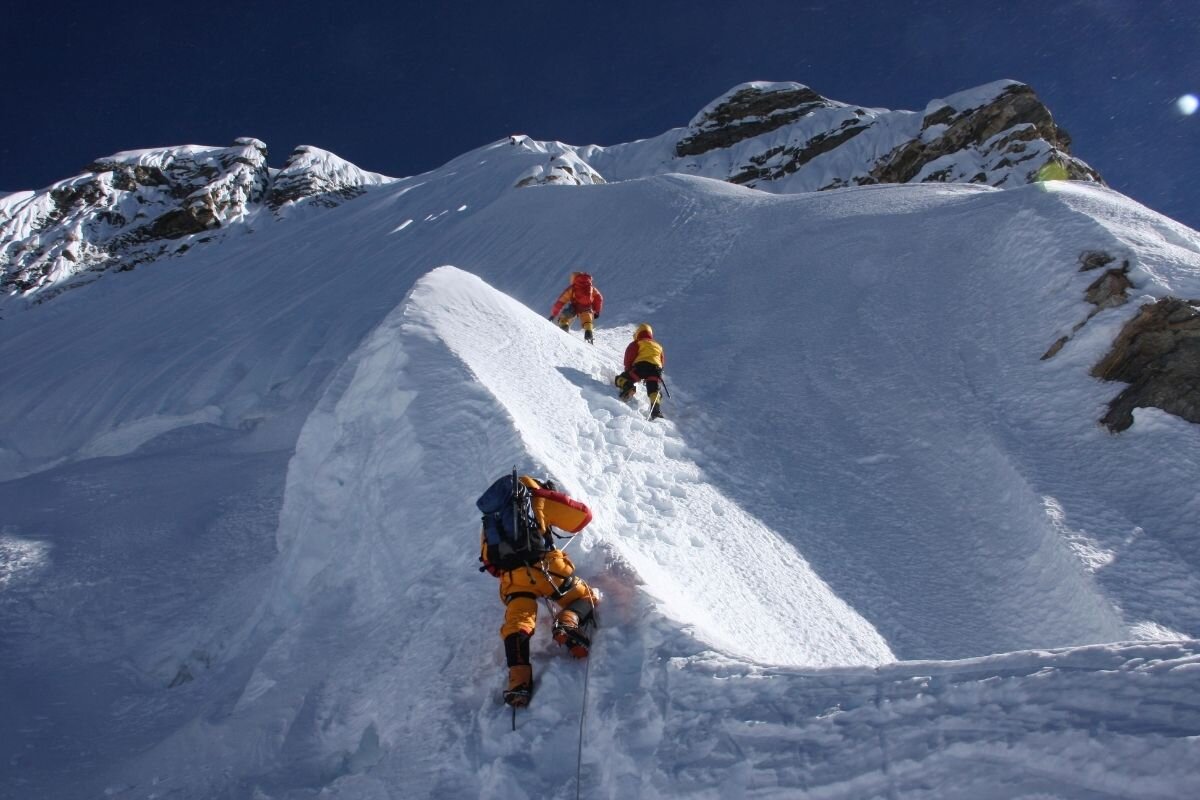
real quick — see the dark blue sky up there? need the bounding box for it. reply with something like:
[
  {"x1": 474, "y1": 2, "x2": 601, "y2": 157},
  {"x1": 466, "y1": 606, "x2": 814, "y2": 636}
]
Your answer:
[{"x1": 6, "y1": 1, "x2": 1198, "y2": 228}]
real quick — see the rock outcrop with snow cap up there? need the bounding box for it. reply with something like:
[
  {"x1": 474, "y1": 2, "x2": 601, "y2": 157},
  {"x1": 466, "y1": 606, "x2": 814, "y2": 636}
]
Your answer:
[
  {"x1": 0, "y1": 139, "x2": 395, "y2": 301},
  {"x1": 514, "y1": 148, "x2": 605, "y2": 188},
  {"x1": 674, "y1": 81, "x2": 839, "y2": 157},
  {"x1": 268, "y1": 145, "x2": 397, "y2": 210},
  {"x1": 1, "y1": 139, "x2": 270, "y2": 299},
  {"x1": 584, "y1": 79, "x2": 1101, "y2": 192},
  {"x1": 867, "y1": 81, "x2": 1101, "y2": 187}
]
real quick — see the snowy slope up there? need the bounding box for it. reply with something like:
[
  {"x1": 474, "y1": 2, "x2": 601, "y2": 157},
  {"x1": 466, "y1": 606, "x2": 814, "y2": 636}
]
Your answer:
[{"x1": 2, "y1": 136, "x2": 1200, "y2": 799}]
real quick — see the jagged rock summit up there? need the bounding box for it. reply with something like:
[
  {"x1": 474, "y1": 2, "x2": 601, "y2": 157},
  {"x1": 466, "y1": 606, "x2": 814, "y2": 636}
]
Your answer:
[
  {"x1": 583, "y1": 79, "x2": 1101, "y2": 191},
  {"x1": 1, "y1": 138, "x2": 269, "y2": 298},
  {"x1": 2, "y1": 78, "x2": 1100, "y2": 304},
  {"x1": 0, "y1": 139, "x2": 395, "y2": 300}
]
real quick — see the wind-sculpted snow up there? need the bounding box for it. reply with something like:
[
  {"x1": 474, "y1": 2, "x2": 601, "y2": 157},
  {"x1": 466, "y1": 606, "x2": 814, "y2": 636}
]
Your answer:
[
  {"x1": 218, "y1": 267, "x2": 890, "y2": 791},
  {"x1": 81, "y1": 265, "x2": 879, "y2": 796},
  {"x1": 610, "y1": 639, "x2": 1200, "y2": 799},
  {"x1": 410, "y1": 267, "x2": 893, "y2": 667}
]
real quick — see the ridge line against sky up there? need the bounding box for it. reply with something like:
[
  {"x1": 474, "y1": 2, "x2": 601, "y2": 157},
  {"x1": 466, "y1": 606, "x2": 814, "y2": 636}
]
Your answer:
[{"x1": 5, "y1": 0, "x2": 1198, "y2": 228}]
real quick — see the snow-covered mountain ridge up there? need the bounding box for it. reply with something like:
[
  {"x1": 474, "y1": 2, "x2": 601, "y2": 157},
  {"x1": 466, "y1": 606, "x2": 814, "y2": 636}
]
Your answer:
[
  {"x1": 583, "y1": 79, "x2": 1099, "y2": 191},
  {"x1": 2, "y1": 79, "x2": 1200, "y2": 799},
  {"x1": 0, "y1": 139, "x2": 395, "y2": 300},
  {"x1": 2, "y1": 79, "x2": 1094, "y2": 305}
]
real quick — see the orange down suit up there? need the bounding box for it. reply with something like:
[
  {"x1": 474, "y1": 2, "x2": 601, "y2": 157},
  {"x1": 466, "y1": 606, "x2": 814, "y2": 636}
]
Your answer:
[
  {"x1": 480, "y1": 476, "x2": 597, "y2": 640},
  {"x1": 498, "y1": 549, "x2": 594, "y2": 640}
]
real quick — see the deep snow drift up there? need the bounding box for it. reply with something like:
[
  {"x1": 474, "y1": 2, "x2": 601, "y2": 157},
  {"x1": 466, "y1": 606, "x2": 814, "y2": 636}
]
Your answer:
[{"x1": 2, "y1": 137, "x2": 1200, "y2": 799}]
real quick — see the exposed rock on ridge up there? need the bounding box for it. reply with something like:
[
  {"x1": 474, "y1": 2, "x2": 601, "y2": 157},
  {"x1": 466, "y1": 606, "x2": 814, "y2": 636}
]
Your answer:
[
  {"x1": 584, "y1": 79, "x2": 1103, "y2": 194},
  {"x1": 1, "y1": 139, "x2": 270, "y2": 300},
  {"x1": 1041, "y1": 252, "x2": 1133, "y2": 361},
  {"x1": 675, "y1": 83, "x2": 835, "y2": 157},
  {"x1": 3, "y1": 78, "x2": 1104, "y2": 307},
  {"x1": 1093, "y1": 298, "x2": 1200, "y2": 432},
  {"x1": 515, "y1": 150, "x2": 605, "y2": 188},
  {"x1": 867, "y1": 82, "x2": 1101, "y2": 186},
  {"x1": 1, "y1": 139, "x2": 394, "y2": 302},
  {"x1": 269, "y1": 146, "x2": 397, "y2": 210},
  {"x1": 1040, "y1": 250, "x2": 1200, "y2": 432}
]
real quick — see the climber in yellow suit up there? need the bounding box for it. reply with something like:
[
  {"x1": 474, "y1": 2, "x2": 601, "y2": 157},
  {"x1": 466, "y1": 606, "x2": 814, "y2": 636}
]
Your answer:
[
  {"x1": 477, "y1": 474, "x2": 599, "y2": 707},
  {"x1": 615, "y1": 323, "x2": 666, "y2": 420}
]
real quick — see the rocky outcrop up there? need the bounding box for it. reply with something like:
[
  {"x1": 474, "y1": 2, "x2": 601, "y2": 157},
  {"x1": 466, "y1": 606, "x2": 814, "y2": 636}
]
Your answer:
[
  {"x1": 584, "y1": 79, "x2": 1103, "y2": 195},
  {"x1": 2, "y1": 78, "x2": 1105, "y2": 306},
  {"x1": 514, "y1": 151, "x2": 605, "y2": 188},
  {"x1": 729, "y1": 118, "x2": 871, "y2": 185},
  {"x1": 1038, "y1": 252, "x2": 1199, "y2": 432},
  {"x1": 866, "y1": 82, "x2": 1101, "y2": 187},
  {"x1": 1, "y1": 139, "x2": 271, "y2": 300},
  {"x1": 1, "y1": 139, "x2": 395, "y2": 303},
  {"x1": 1084, "y1": 264, "x2": 1133, "y2": 309},
  {"x1": 1092, "y1": 298, "x2": 1200, "y2": 431},
  {"x1": 675, "y1": 84, "x2": 835, "y2": 157},
  {"x1": 267, "y1": 146, "x2": 397, "y2": 210},
  {"x1": 1041, "y1": 251, "x2": 1131, "y2": 360}
]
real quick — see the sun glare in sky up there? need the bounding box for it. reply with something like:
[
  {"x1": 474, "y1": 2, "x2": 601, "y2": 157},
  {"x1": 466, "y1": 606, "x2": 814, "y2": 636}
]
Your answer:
[{"x1": 1177, "y1": 94, "x2": 1199, "y2": 116}]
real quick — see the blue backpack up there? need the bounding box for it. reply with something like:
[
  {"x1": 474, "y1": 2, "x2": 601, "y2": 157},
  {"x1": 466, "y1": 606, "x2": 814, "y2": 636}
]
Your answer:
[{"x1": 477, "y1": 470, "x2": 548, "y2": 570}]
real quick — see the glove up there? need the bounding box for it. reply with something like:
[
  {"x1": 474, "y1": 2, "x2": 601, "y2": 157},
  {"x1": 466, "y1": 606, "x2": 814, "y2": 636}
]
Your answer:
[
  {"x1": 549, "y1": 314, "x2": 556, "y2": 321},
  {"x1": 593, "y1": 313, "x2": 600, "y2": 320}
]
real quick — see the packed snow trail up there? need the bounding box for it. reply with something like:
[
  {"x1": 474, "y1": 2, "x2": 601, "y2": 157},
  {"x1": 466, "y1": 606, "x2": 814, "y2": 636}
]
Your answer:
[{"x1": 411, "y1": 267, "x2": 894, "y2": 667}]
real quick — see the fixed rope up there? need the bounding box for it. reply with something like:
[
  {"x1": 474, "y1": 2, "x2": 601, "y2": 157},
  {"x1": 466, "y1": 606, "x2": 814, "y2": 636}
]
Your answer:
[
  {"x1": 538, "y1": 590, "x2": 592, "y2": 800},
  {"x1": 575, "y1": 639, "x2": 591, "y2": 800}
]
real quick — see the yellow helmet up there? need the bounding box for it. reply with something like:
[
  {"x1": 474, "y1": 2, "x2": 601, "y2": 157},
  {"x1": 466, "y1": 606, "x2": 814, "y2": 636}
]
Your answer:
[{"x1": 634, "y1": 323, "x2": 653, "y2": 340}]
